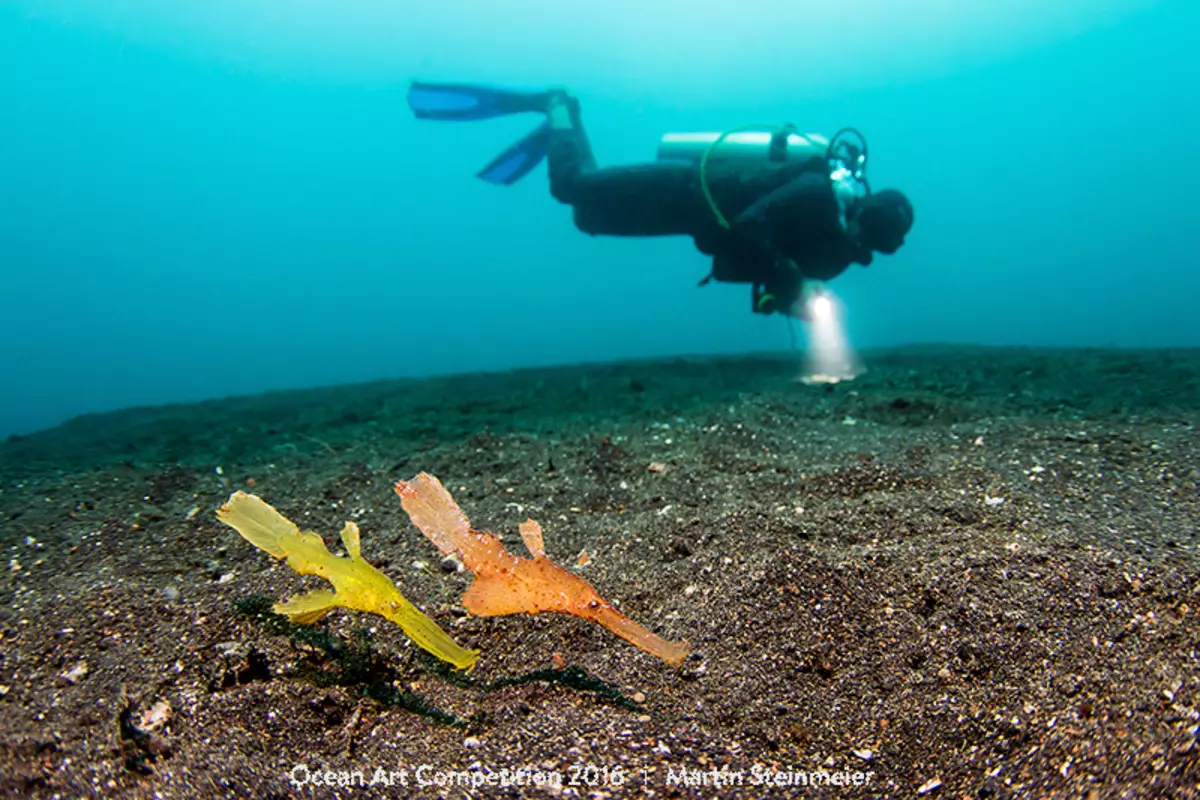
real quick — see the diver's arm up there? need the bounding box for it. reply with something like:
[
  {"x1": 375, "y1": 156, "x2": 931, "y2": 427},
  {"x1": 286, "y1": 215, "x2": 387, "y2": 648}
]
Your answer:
[
  {"x1": 724, "y1": 207, "x2": 788, "y2": 272},
  {"x1": 727, "y1": 171, "x2": 831, "y2": 270}
]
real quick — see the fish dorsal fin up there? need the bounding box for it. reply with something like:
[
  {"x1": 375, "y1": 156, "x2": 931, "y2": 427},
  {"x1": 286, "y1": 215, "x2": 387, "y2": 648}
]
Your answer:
[
  {"x1": 519, "y1": 519, "x2": 546, "y2": 559},
  {"x1": 340, "y1": 521, "x2": 362, "y2": 560}
]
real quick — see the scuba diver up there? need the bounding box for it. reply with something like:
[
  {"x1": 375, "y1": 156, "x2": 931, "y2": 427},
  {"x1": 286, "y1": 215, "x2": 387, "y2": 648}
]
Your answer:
[{"x1": 407, "y1": 82, "x2": 914, "y2": 320}]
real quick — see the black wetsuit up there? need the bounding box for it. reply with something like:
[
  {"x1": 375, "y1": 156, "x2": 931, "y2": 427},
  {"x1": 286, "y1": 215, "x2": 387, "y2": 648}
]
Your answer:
[{"x1": 546, "y1": 106, "x2": 875, "y2": 315}]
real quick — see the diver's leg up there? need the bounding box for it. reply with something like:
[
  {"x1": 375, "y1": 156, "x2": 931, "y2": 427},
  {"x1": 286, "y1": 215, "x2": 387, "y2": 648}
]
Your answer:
[
  {"x1": 544, "y1": 92, "x2": 700, "y2": 236},
  {"x1": 546, "y1": 92, "x2": 598, "y2": 204}
]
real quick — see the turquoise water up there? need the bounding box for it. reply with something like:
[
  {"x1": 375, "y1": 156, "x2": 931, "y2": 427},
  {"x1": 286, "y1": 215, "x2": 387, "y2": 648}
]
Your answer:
[{"x1": 1, "y1": 0, "x2": 1195, "y2": 438}]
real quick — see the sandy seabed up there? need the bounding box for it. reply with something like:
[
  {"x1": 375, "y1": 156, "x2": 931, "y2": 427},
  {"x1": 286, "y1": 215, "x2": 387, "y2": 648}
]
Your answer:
[{"x1": 0, "y1": 345, "x2": 1198, "y2": 799}]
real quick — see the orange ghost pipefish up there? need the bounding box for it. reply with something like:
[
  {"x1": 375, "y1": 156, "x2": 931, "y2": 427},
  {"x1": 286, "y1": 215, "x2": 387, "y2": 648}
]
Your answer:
[{"x1": 394, "y1": 472, "x2": 692, "y2": 666}]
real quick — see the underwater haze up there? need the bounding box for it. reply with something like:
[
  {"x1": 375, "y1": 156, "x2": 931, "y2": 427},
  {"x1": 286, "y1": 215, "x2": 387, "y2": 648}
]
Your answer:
[{"x1": 1, "y1": 0, "x2": 1196, "y2": 439}]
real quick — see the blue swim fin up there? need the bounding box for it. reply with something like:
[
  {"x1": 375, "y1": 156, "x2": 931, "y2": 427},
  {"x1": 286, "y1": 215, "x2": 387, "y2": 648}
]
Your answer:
[
  {"x1": 408, "y1": 81, "x2": 552, "y2": 121},
  {"x1": 475, "y1": 122, "x2": 552, "y2": 185}
]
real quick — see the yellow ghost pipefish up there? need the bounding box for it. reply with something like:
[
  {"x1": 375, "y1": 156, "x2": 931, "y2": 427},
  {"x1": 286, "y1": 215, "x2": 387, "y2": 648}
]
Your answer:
[{"x1": 216, "y1": 491, "x2": 479, "y2": 671}]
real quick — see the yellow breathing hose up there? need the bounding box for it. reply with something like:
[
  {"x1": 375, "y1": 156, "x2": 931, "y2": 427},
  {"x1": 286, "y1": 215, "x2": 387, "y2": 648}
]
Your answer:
[{"x1": 698, "y1": 123, "x2": 798, "y2": 229}]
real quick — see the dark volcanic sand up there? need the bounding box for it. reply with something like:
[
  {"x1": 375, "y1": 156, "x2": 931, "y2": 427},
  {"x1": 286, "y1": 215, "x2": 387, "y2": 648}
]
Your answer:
[{"x1": 1, "y1": 345, "x2": 1198, "y2": 799}]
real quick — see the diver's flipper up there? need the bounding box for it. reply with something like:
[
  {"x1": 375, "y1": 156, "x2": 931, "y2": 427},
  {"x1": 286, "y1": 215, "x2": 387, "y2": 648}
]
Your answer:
[
  {"x1": 475, "y1": 122, "x2": 552, "y2": 185},
  {"x1": 408, "y1": 81, "x2": 552, "y2": 121}
]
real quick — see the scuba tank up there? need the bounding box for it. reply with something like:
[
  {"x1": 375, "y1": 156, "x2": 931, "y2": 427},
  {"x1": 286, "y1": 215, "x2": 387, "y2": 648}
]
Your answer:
[
  {"x1": 663, "y1": 124, "x2": 872, "y2": 232},
  {"x1": 656, "y1": 130, "x2": 830, "y2": 164}
]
